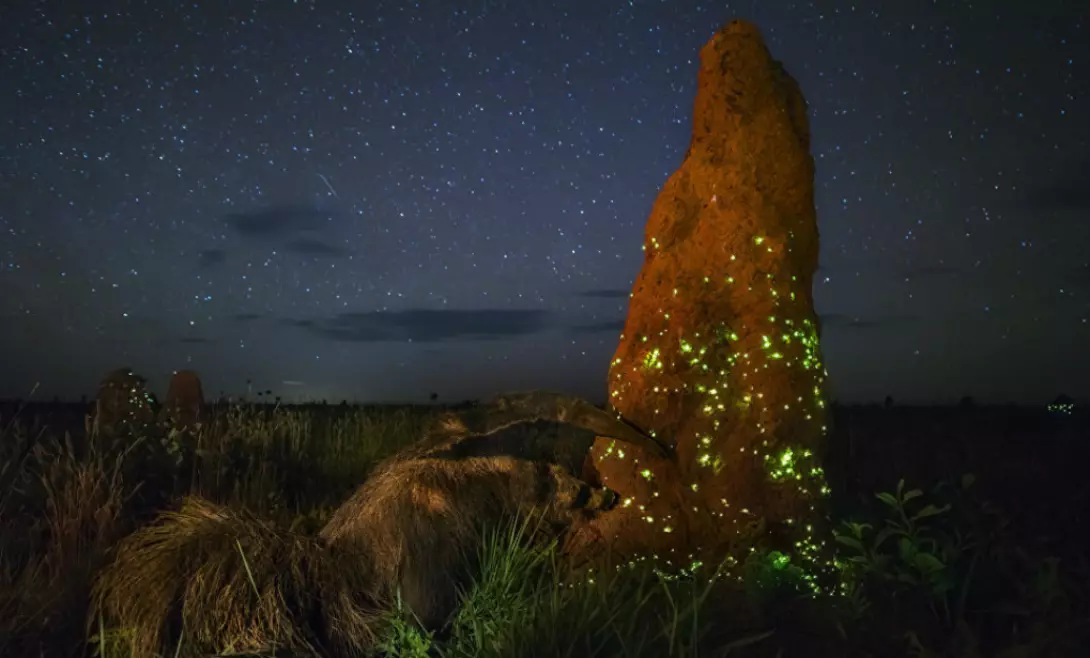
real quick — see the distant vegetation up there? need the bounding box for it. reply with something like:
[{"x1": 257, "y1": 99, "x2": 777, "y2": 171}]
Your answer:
[{"x1": 0, "y1": 398, "x2": 1087, "y2": 657}]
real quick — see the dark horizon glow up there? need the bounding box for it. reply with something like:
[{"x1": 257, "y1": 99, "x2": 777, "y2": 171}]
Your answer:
[{"x1": 1, "y1": 1, "x2": 1087, "y2": 406}]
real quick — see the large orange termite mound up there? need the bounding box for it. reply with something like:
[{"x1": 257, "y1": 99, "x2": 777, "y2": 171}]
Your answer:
[{"x1": 583, "y1": 20, "x2": 832, "y2": 570}]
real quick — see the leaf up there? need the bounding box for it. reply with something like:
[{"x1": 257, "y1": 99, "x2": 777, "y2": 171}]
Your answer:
[
  {"x1": 911, "y1": 504, "x2": 951, "y2": 521},
  {"x1": 914, "y1": 552, "x2": 945, "y2": 574},
  {"x1": 848, "y1": 521, "x2": 872, "y2": 537},
  {"x1": 872, "y1": 527, "x2": 900, "y2": 551},
  {"x1": 961, "y1": 473, "x2": 976, "y2": 490},
  {"x1": 917, "y1": 537, "x2": 940, "y2": 554},
  {"x1": 898, "y1": 537, "x2": 916, "y2": 560},
  {"x1": 902, "y1": 488, "x2": 923, "y2": 502},
  {"x1": 876, "y1": 492, "x2": 899, "y2": 508},
  {"x1": 834, "y1": 534, "x2": 865, "y2": 552}
]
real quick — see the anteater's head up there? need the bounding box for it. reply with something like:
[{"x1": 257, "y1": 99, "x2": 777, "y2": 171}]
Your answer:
[{"x1": 545, "y1": 462, "x2": 619, "y2": 512}]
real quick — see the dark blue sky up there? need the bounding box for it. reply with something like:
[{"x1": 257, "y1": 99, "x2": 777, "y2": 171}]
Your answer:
[{"x1": 1, "y1": 1, "x2": 1086, "y2": 405}]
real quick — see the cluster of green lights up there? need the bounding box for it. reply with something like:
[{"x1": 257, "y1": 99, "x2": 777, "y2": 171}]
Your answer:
[
  {"x1": 615, "y1": 551, "x2": 724, "y2": 580},
  {"x1": 567, "y1": 561, "x2": 716, "y2": 588},
  {"x1": 602, "y1": 545, "x2": 839, "y2": 598},
  {"x1": 765, "y1": 445, "x2": 831, "y2": 496},
  {"x1": 642, "y1": 347, "x2": 663, "y2": 370},
  {"x1": 100, "y1": 375, "x2": 157, "y2": 422},
  {"x1": 790, "y1": 530, "x2": 837, "y2": 594},
  {"x1": 598, "y1": 439, "x2": 679, "y2": 534},
  {"x1": 610, "y1": 303, "x2": 828, "y2": 476},
  {"x1": 1047, "y1": 402, "x2": 1075, "y2": 416},
  {"x1": 593, "y1": 229, "x2": 839, "y2": 589},
  {"x1": 747, "y1": 548, "x2": 834, "y2": 596},
  {"x1": 562, "y1": 554, "x2": 844, "y2": 608}
]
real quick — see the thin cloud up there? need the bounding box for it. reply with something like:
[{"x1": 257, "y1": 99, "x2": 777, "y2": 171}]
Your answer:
[
  {"x1": 568, "y1": 319, "x2": 626, "y2": 334},
  {"x1": 283, "y1": 237, "x2": 351, "y2": 258},
  {"x1": 222, "y1": 204, "x2": 337, "y2": 237}
]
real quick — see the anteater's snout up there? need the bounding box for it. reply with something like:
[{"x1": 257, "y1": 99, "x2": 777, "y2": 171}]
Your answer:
[
  {"x1": 599, "y1": 487, "x2": 618, "y2": 510},
  {"x1": 583, "y1": 485, "x2": 618, "y2": 512}
]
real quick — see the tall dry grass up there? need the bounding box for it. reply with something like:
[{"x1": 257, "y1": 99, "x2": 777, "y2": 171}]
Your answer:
[
  {"x1": 0, "y1": 426, "x2": 138, "y2": 658},
  {"x1": 0, "y1": 398, "x2": 1086, "y2": 657},
  {"x1": 0, "y1": 401, "x2": 431, "y2": 657}
]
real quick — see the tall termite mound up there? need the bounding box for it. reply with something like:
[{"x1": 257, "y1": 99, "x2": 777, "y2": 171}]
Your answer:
[{"x1": 587, "y1": 20, "x2": 831, "y2": 569}]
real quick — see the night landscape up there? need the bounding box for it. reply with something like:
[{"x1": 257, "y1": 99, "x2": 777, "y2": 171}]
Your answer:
[{"x1": 1, "y1": 1, "x2": 1087, "y2": 657}]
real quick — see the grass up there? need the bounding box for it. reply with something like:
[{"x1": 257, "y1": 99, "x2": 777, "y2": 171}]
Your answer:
[{"x1": 1, "y1": 398, "x2": 1088, "y2": 657}]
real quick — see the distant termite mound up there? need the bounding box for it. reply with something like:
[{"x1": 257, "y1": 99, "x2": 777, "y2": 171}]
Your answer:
[
  {"x1": 159, "y1": 369, "x2": 206, "y2": 430},
  {"x1": 585, "y1": 20, "x2": 831, "y2": 569},
  {"x1": 92, "y1": 367, "x2": 157, "y2": 435}
]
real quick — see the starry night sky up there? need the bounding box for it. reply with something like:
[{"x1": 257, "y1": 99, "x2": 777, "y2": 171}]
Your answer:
[{"x1": 1, "y1": 1, "x2": 1087, "y2": 405}]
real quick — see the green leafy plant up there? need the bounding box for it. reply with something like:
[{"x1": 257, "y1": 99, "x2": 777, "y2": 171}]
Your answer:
[{"x1": 834, "y1": 478, "x2": 970, "y2": 624}]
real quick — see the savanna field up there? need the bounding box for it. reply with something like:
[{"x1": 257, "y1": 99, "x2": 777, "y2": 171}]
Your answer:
[
  {"x1": 2, "y1": 0, "x2": 1088, "y2": 654},
  {"x1": 1, "y1": 396, "x2": 1087, "y2": 658}
]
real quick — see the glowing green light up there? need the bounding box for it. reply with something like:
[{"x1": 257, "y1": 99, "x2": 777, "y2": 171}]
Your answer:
[
  {"x1": 780, "y1": 448, "x2": 794, "y2": 466},
  {"x1": 642, "y1": 347, "x2": 663, "y2": 370}
]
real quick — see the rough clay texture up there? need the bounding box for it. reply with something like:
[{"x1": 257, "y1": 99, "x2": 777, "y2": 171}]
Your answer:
[
  {"x1": 585, "y1": 20, "x2": 830, "y2": 565},
  {"x1": 93, "y1": 367, "x2": 156, "y2": 434},
  {"x1": 159, "y1": 369, "x2": 206, "y2": 429}
]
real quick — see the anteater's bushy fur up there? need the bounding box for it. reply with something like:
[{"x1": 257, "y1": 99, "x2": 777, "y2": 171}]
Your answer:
[
  {"x1": 91, "y1": 497, "x2": 380, "y2": 658},
  {"x1": 318, "y1": 443, "x2": 614, "y2": 631},
  {"x1": 93, "y1": 391, "x2": 655, "y2": 656}
]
